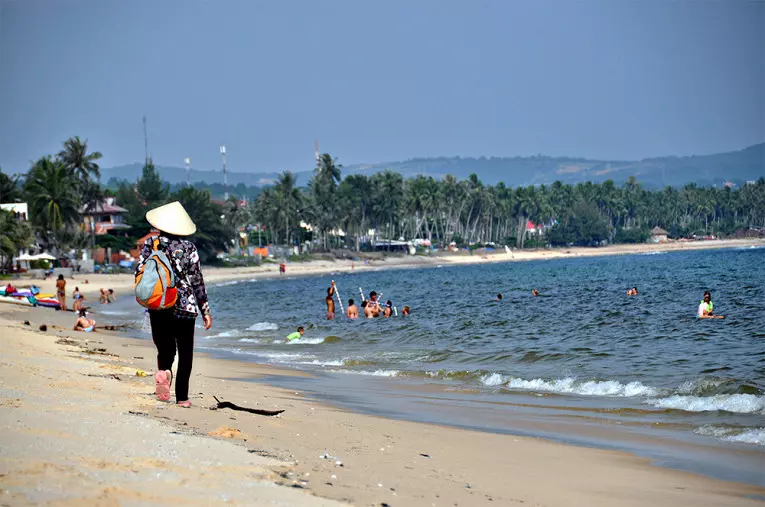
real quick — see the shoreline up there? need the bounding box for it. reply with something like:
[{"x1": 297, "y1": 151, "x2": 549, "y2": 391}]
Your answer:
[
  {"x1": 2, "y1": 303, "x2": 765, "y2": 506},
  {"x1": 10, "y1": 238, "x2": 764, "y2": 304}
]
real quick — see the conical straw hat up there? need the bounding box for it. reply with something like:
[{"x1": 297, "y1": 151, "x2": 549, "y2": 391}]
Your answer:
[{"x1": 145, "y1": 201, "x2": 196, "y2": 236}]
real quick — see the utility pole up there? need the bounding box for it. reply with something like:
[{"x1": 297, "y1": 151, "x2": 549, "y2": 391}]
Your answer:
[
  {"x1": 314, "y1": 139, "x2": 320, "y2": 163},
  {"x1": 142, "y1": 115, "x2": 149, "y2": 164},
  {"x1": 185, "y1": 158, "x2": 191, "y2": 186},
  {"x1": 220, "y1": 145, "x2": 228, "y2": 200}
]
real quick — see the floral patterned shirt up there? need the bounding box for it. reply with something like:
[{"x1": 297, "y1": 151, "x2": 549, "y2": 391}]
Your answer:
[{"x1": 135, "y1": 234, "x2": 211, "y2": 317}]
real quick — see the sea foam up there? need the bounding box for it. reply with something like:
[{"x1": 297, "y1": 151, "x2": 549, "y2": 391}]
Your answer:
[
  {"x1": 695, "y1": 425, "x2": 765, "y2": 446},
  {"x1": 481, "y1": 374, "x2": 658, "y2": 397},
  {"x1": 646, "y1": 394, "x2": 765, "y2": 414}
]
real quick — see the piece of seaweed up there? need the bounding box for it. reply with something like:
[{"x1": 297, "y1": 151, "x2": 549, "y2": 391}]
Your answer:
[{"x1": 212, "y1": 396, "x2": 284, "y2": 416}]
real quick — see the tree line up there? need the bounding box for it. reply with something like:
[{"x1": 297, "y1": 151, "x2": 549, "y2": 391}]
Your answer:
[
  {"x1": 254, "y1": 155, "x2": 765, "y2": 250},
  {"x1": 2, "y1": 138, "x2": 764, "y2": 271}
]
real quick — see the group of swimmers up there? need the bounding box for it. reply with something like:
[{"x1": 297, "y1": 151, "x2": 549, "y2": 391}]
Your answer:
[{"x1": 325, "y1": 282, "x2": 410, "y2": 320}]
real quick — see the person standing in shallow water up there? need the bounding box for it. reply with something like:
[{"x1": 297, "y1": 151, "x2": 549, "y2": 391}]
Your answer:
[
  {"x1": 346, "y1": 299, "x2": 359, "y2": 319},
  {"x1": 326, "y1": 283, "x2": 336, "y2": 320},
  {"x1": 135, "y1": 201, "x2": 213, "y2": 408}
]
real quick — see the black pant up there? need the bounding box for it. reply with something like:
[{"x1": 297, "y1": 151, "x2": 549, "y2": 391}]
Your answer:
[{"x1": 149, "y1": 309, "x2": 195, "y2": 402}]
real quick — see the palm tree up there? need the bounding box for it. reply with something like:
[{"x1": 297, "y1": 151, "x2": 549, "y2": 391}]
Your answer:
[
  {"x1": 274, "y1": 171, "x2": 302, "y2": 246},
  {"x1": 0, "y1": 210, "x2": 33, "y2": 271},
  {"x1": 58, "y1": 136, "x2": 102, "y2": 182},
  {"x1": 0, "y1": 167, "x2": 22, "y2": 202},
  {"x1": 310, "y1": 153, "x2": 342, "y2": 249},
  {"x1": 23, "y1": 156, "x2": 80, "y2": 249}
]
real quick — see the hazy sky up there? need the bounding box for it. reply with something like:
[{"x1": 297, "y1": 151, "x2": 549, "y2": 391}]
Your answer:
[{"x1": 1, "y1": 0, "x2": 763, "y2": 174}]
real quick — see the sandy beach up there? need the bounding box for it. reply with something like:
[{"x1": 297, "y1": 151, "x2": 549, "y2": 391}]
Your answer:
[{"x1": 2, "y1": 279, "x2": 765, "y2": 506}]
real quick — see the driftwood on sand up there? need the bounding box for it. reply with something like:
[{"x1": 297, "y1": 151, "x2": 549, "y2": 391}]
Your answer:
[{"x1": 212, "y1": 396, "x2": 284, "y2": 416}]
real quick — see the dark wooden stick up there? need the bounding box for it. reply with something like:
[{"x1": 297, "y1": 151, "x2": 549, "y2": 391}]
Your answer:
[{"x1": 212, "y1": 395, "x2": 284, "y2": 416}]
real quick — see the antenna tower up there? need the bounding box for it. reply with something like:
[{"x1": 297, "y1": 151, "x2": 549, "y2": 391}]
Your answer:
[
  {"x1": 142, "y1": 115, "x2": 149, "y2": 163},
  {"x1": 185, "y1": 157, "x2": 191, "y2": 186},
  {"x1": 220, "y1": 145, "x2": 228, "y2": 200}
]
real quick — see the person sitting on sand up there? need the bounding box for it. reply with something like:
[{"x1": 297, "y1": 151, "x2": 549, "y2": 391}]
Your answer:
[
  {"x1": 73, "y1": 309, "x2": 96, "y2": 332},
  {"x1": 72, "y1": 287, "x2": 85, "y2": 311},
  {"x1": 402, "y1": 306, "x2": 410, "y2": 317},
  {"x1": 626, "y1": 287, "x2": 638, "y2": 296},
  {"x1": 347, "y1": 299, "x2": 359, "y2": 319},
  {"x1": 286, "y1": 326, "x2": 305, "y2": 342},
  {"x1": 326, "y1": 283, "x2": 336, "y2": 320},
  {"x1": 531, "y1": 289, "x2": 540, "y2": 297},
  {"x1": 698, "y1": 291, "x2": 723, "y2": 319},
  {"x1": 383, "y1": 300, "x2": 393, "y2": 318}
]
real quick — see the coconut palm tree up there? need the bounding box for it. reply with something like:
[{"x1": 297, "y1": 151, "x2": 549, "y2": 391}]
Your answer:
[
  {"x1": 0, "y1": 167, "x2": 22, "y2": 202},
  {"x1": 274, "y1": 171, "x2": 302, "y2": 246},
  {"x1": 0, "y1": 210, "x2": 33, "y2": 271},
  {"x1": 58, "y1": 136, "x2": 103, "y2": 182},
  {"x1": 23, "y1": 156, "x2": 80, "y2": 249}
]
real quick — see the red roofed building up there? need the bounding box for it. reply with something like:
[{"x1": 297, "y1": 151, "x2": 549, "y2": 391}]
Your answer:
[{"x1": 80, "y1": 197, "x2": 130, "y2": 235}]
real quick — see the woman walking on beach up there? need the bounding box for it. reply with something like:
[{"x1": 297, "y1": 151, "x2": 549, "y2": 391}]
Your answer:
[{"x1": 136, "y1": 201, "x2": 213, "y2": 407}]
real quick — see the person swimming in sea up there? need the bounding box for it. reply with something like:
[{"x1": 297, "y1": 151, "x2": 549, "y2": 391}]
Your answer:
[
  {"x1": 492, "y1": 293, "x2": 503, "y2": 302},
  {"x1": 383, "y1": 300, "x2": 393, "y2": 318},
  {"x1": 531, "y1": 289, "x2": 540, "y2": 297},
  {"x1": 361, "y1": 300, "x2": 373, "y2": 319},
  {"x1": 626, "y1": 287, "x2": 638, "y2": 296},
  {"x1": 286, "y1": 326, "x2": 305, "y2": 341},
  {"x1": 73, "y1": 309, "x2": 96, "y2": 332},
  {"x1": 346, "y1": 299, "x2": 359, "y2": 319},
  {"x1": 401, "y1": 306, "x2": 410, "y2": 317},
  {"x1": 325, "y1": 283, "x2": 336, "y2": 320},
  {"x1": 368, "y1": 291, "x2": 381, "y2": 317},
  {"x1": 698, "y1": 291, "x2": 723, "y2": 319}
]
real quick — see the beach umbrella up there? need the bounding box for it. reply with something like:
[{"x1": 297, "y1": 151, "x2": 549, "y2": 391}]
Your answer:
[{"x1": 34, "y1": 253, "x2": 56, "y2": 260}]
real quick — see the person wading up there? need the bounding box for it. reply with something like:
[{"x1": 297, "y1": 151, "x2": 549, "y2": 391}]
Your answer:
[{"x1": 135, "y1": 201, "x2": 213, "y2": 407}]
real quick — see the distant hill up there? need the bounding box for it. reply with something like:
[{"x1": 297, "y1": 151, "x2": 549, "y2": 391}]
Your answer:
[
  {"x1": 100, "y1": 162, "x2": 303, "y2": 188},
  {"x1": 101, "y1": 143, "x2": 764, "y2": 189}
]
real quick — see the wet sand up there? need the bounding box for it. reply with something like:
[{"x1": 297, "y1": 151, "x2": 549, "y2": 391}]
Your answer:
[{"x1": 1, "y1": 303, "x2": 764, "y2": 506}]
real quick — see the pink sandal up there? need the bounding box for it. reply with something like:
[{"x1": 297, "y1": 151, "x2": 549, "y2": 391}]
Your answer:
[
  {"x1": 176, "y1": 400, "x2": 191, "y2": 408},
  {"x1": 155, "y1": 370, "x2": 171, "y2": 401}
]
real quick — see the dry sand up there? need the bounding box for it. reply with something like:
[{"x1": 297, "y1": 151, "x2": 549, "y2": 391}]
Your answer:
[{"x1": 1, "y1": 301, "x2": 764, "y2": 507}]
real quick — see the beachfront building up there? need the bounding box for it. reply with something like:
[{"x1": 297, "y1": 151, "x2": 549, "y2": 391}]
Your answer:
[
  {"x1": 1, "y1": 202, "x2": 29, "y2": 221},
  {"x1": 650, "y1": 226, "x2": 669, "y2": 243},
  {"x1": 80, "y1": 197, "x2": 130, "y2": 235}
]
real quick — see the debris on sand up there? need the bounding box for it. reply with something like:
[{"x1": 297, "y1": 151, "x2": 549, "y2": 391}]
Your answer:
[
  {"x1": 211, "y1": 396, "x2": 285, "y2": 416},
  {"x1": 208, "y1": 426, "x2": 245, "y2": 439}
]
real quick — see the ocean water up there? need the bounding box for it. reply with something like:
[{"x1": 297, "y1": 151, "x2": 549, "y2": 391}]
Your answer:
[{"x1": 119, "y1": 247, "x2": 765, "y2": 483}]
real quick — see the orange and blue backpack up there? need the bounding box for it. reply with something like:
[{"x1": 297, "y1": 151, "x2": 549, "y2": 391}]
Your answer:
[{"x1": 134, "y1": 237, "x2": 179, "y2": 310}]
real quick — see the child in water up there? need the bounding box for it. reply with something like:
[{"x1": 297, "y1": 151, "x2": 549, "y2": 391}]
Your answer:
[
  {"x1": 286, "y1": 326, "x2": 305, "y2": 342},
  {"x1": 698, "y1": 291, "x2": 723, "y2": 319}
]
